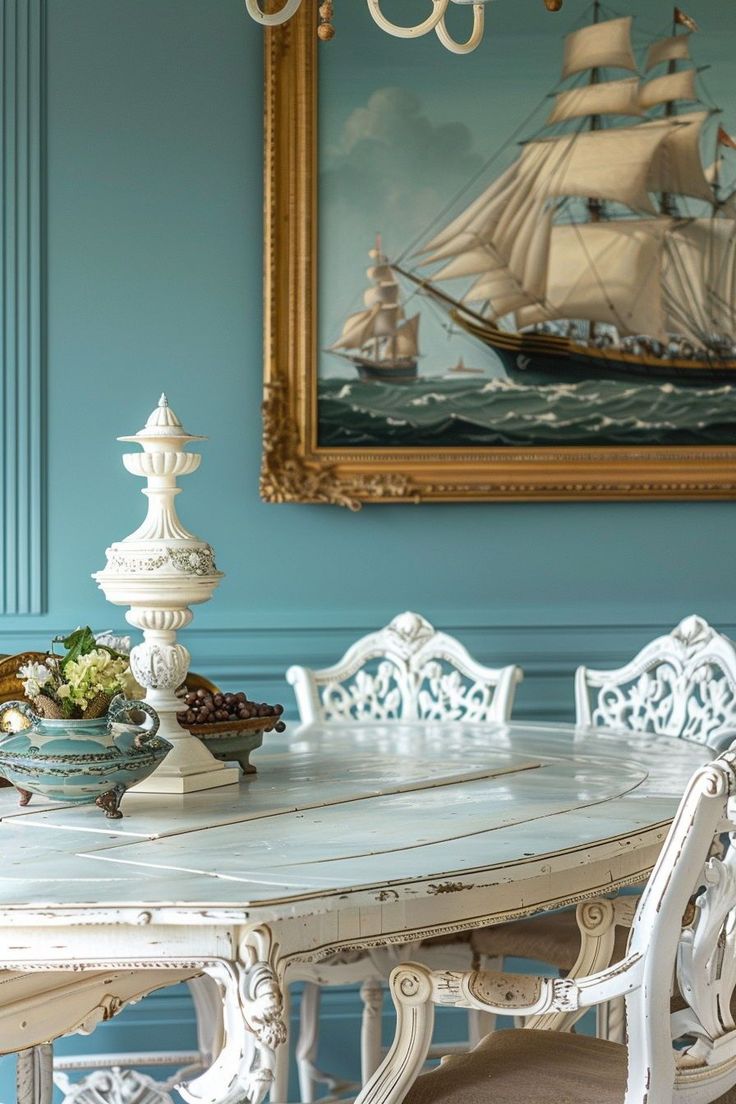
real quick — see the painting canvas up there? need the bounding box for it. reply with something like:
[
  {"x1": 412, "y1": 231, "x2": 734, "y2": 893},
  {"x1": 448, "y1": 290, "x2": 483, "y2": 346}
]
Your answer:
[{"x1": 262, "y1": 0, "x2": 736, "y2": 504}]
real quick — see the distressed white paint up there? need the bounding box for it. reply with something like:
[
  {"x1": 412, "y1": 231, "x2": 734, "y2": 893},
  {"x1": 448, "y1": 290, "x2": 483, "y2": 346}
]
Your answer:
[
  {"x1": 0, "y1": 721, "x2": 714, "y2": 1104},
  {"x1": 359, "y1": 754, "x2": 736, "y2": 1104},
  {"x1": 575, "y1": 615, "x2": 736, "y2": 748},
  {"x1": 287, "y1": 612, "x2": 522, "y2": 725},
  {"x1": 288, "y1": 616, "x2": 520, "y2": 1099}
]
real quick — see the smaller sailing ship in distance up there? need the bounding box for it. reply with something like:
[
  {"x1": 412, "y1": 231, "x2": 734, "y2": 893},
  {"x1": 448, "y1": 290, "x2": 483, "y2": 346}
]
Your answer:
[
  {"x1": 446, "y1": 357, "x2": 485, "y2": 375},
  {"x1": 329, "y1": 236, "x2": 421, "y2": 382}
]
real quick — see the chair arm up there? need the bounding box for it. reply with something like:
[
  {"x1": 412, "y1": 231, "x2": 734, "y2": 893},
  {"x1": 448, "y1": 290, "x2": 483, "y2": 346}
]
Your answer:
[
  {"x1": 355, "y1": 956, "x2": 646, "y2": 1104},
  {"x1": 429, "y1": 967, "x2": 578, "y2": 1019},
  {"x1": 390, "y1": 951, "x2": 645, "y2": 1022},
  {"x1": 526, "y1": 895, "x2": 638, "y2": 1032}
]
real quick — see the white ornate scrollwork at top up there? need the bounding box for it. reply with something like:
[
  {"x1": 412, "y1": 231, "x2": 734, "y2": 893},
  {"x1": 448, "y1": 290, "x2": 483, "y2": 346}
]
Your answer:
[
  {"x1": 304, "y1": 612, "x2": 520, "y2": 724},
  {"x1": 581, "y1": 616, "x2": 736, "y2": 747},
  {"x1": 54, "y1": 1068, "x2": 175, "y2": 1104}
]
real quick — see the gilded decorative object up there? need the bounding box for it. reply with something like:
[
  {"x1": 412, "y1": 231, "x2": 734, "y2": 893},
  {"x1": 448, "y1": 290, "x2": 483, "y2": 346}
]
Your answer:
[{"x1": 262, "y1": 0, "x2": 736, "y2": 504}]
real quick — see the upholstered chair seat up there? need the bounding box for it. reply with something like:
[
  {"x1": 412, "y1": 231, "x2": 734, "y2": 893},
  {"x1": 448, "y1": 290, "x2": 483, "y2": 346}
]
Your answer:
[{"x1": 405, "y1": 1030, "x2": 736, "y2": 1104}]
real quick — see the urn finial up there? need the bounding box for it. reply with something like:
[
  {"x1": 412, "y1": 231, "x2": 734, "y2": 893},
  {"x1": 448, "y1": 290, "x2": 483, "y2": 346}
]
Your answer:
[{"x1": 93, "y1": 395, "x2": 236, "y2": 795}]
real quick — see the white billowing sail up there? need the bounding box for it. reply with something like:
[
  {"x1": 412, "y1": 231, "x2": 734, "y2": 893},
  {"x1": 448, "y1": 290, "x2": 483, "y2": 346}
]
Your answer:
[
  {"x1": 395, "y1": 315, "x2": 420, "y2": 358},
  {"x1": 523, "y1": 123, "x2": 672, "y2": 214},
  {"x1": 562, "y1": 17, "x2": 636, "y2": 80},
  {"x1": 705, "y1": 157, "x2": 723, "y2": 184},
  {"x1": 662, "y1": 218, "x2": 736, "y2": 343},
  {"x1": 645, "y1": 113, "x2": 714, "y2": 203},
  {"x1": 548, "y1": 78, "x2": 642, "y2": 125},
  {"x1": 365, "y1": 284, "x2": 400, "y2": 308},
  {"x1": 640, "y1": 68, "x2": 697, "y2": 111},
  {"x1": 645, "y1": 33, "x2": 691, "y2": 72},
  {"x1": 515, "y1": 220, "x2": 671, "y2": 339},
  {"x1": 419, "y1": 161, "x2": 520, "y2": 260},
  {"x1": 332, "y1": 307, "x2": 380, "y2": 351}
]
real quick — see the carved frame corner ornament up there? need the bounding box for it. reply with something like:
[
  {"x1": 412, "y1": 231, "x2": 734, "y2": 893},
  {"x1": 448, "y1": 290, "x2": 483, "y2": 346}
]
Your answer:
[{"x1": 262, "y1": 0, "x2": 736, "y2": 507}]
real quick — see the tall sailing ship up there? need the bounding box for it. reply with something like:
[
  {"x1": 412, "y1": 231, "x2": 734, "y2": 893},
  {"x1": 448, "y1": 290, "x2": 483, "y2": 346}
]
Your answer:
[
  {"x1": 397, "y1": 5, "x2": 736, "y2": 386},
  {"x1": 330, "y1": 236, "x2": 421, "y2": 382}
]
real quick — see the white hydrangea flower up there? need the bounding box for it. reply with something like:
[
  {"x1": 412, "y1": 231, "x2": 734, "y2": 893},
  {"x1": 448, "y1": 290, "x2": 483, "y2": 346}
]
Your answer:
[{"x1": 18, "y1": 662, "x2": 52, "y2": 686}]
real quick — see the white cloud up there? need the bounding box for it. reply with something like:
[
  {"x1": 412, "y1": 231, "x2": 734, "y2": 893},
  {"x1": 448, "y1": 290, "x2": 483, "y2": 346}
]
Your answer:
[{"x1": 321, "y1": 86, "x2": 484, "y2": 253}]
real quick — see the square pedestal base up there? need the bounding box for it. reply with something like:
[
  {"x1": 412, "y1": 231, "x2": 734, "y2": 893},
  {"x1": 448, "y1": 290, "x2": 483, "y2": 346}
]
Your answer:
[{"x1": 132, "y1": 764, "x2": 240, "y2": 794}]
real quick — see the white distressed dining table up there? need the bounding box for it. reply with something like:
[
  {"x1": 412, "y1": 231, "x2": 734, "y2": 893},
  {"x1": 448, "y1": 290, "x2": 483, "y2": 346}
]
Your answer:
[{"x1": 0, "y1": 719, "x2": 712, "y2": 1104}]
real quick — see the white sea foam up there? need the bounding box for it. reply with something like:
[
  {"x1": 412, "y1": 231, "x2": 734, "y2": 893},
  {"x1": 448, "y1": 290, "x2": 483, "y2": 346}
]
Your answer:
[{"x1": 410, "y1": 393, "x2": 447, "y2": 406}]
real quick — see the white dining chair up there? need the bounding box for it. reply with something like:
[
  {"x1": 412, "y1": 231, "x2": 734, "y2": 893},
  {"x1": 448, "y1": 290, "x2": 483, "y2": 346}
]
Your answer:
[
  {"x1": 287, "y1": 611, "x2": 522, "y2": 726},
  {"x1": 576, "y1": 613, "x2": 736, "y2": 749},
  {"x1": 282, "y1": 612, "x2": 523, "y2": 1103},
  {"x1": 355, "y1": 751, "x2": 736, "y2": 1104},
  {"x1": 469, "y1": 613, "x2": 736, "y2": 1029}
]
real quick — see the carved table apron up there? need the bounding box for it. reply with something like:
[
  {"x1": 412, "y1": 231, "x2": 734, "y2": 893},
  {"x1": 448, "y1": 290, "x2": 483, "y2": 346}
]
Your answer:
[{"x1": 0, "y1": 720, "x2": 711, "y2": 1104}]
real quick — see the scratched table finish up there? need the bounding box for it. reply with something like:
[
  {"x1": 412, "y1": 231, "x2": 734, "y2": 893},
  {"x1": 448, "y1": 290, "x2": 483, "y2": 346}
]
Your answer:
[{"x1": 0, "y1": 721, "x2": 710, "y2": 1104}]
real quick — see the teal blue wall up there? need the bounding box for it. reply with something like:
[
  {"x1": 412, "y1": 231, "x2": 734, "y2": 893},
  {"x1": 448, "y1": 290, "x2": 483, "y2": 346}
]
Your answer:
[{"x1": 0, "y1": 0, "x2": 734, "y2": 1097}]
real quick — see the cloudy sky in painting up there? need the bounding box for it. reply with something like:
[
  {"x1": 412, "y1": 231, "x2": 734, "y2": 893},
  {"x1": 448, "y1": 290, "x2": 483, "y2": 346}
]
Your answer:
[{"x1": 317, "y1": 0, "x2": 736, "y2": 379}]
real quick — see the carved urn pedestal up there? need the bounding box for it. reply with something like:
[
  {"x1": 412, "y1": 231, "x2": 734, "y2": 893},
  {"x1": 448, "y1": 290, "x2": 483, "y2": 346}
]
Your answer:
[{"x1": 93, "y1": 395, "x2": 239, "y2": 794}]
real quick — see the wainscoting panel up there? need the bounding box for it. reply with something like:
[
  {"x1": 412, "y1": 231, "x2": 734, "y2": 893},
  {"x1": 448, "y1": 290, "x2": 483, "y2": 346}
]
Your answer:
[{"x1": 0, "y1": 0, "x2": 46, "y2": 615}]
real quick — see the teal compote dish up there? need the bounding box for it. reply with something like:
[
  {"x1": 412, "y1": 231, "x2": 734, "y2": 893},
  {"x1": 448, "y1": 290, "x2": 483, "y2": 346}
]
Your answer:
[{"x1": 0, "y1": 696, "x2": 169, "y2": 818}]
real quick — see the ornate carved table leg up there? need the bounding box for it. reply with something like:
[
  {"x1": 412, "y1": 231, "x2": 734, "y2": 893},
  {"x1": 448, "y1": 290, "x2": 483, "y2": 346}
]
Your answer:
[
  {"x1": 17, "y1": 1044, "x2": 53, "y2": 1104},
  {"x1": 360, "y1": 978, "x2": 384, "y2": 1085},
  {"x1": 178, "y1": 927, "x2": 287, "y2": 1104}
]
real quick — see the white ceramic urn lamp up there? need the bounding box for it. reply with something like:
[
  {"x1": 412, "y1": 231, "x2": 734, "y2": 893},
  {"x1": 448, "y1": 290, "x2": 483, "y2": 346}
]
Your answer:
[{"x1": 93, "y1": 395, "x2": 239, "y2": 793}]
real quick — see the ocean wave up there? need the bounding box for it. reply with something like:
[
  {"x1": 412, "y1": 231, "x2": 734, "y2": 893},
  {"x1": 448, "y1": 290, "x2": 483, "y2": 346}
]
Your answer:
[{"x1": 318, "y1": 376, "x2": 736, "y2": 448}]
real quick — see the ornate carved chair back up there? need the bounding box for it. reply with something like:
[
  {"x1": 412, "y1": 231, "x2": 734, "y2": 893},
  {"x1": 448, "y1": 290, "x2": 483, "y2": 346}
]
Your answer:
[
  {"x1": 623, "y1": 753, "x2": 736, "y2": 1101},
  {"x1": 287, "y1": 612, "x2": 522, "y2": 725},
  {"x1": 364, "y1": 755, "x2": 736, "y2": 1104},
  {"x1": 575, "y1": 615, "x2": 736, "y2": 750}
]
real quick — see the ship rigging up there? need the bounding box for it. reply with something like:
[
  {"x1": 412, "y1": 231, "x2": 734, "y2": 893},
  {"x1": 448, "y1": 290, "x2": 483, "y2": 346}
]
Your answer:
[{"x1": 395, "y1": 3, "x2": 736, "y2": 385}]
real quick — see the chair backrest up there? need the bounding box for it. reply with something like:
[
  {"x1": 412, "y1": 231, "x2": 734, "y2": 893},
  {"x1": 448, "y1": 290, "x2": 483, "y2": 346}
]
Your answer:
[
  {"x1": 575, "y1": 615, "x2": 736, "y2": 749},
  {"x1": 622, "y1": 751, "x2": 736, "y2": 1101},
  {"x1": 286, "y1": 612, "x2": 522, "y2": 725}
]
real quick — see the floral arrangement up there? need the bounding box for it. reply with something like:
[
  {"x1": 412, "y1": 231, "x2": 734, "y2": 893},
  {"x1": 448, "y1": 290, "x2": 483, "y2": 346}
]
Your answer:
[{"x1": 18, "y1": 628, "x2": 137, "y2": 720}]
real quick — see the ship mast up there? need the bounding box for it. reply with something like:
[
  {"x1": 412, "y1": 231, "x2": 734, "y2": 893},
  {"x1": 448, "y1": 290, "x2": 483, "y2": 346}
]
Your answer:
[
  {"x1": 659, "y1": 10, "x2": 680, "y2": 215},
  {"x1": 586, "y1": 0, "x2": 603, "y2": 341},
  {"x1": 587, "y1": 0, "x2": 603, "y2": 222}
]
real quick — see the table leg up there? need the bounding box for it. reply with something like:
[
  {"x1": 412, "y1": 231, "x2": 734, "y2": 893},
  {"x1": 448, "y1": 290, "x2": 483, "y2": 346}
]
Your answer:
[
  {"x1": 360, "y1": 979, "x2": 384, "y2": 1085},
  {"x1": 16, "y1": 1045, "x2": 53, "y2": 1104},
  {"x1": 178, "y1": 926, "x2": 287, "y2": 1104}
]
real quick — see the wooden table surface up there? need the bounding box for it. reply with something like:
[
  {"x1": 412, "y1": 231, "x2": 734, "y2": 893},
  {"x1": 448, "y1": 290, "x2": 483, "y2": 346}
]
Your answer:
[{"x1": 0, "y1": 720, "x2": 711, "y2": 1103}]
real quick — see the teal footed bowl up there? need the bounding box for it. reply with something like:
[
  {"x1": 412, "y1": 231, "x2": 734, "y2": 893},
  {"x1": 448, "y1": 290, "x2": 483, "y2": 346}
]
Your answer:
[{"x1": 0, "y1": 696, "x2": 170, "y2": 818}]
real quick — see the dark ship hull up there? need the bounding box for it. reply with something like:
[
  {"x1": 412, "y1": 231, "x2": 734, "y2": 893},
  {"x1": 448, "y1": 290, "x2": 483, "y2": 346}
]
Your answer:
[
  {"x1": 352, "y1": 356, "x2": 418, "y2": 383},
  {"x1": 455, "y1": 313, "x2": 736, "y2": 388}
]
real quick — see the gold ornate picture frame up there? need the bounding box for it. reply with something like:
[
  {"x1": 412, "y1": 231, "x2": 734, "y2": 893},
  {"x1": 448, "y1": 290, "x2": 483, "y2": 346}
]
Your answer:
[{"x1": 262, "y1": 2, "x2": 736, "y2": 507}]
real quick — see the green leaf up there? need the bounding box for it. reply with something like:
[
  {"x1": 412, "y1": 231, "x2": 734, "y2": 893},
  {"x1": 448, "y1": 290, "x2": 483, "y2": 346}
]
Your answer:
[{"x1": 53, "y1": 626, "x2": 97, "y2": 669}]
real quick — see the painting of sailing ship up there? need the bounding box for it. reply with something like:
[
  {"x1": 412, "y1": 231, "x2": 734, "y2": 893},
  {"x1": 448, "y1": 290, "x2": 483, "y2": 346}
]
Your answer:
[{"x1": 318, "y1": 1, "x2": 736, "y2": 448}]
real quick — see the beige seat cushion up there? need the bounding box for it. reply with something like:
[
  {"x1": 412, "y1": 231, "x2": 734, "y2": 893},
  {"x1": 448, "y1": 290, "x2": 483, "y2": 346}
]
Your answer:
[
  {"x1": 404, "y1": 1030, "x2": 736, "y2": 1104},
  {"x1": 468, "y1": 910, "x2": 629, "y2": 972}
]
